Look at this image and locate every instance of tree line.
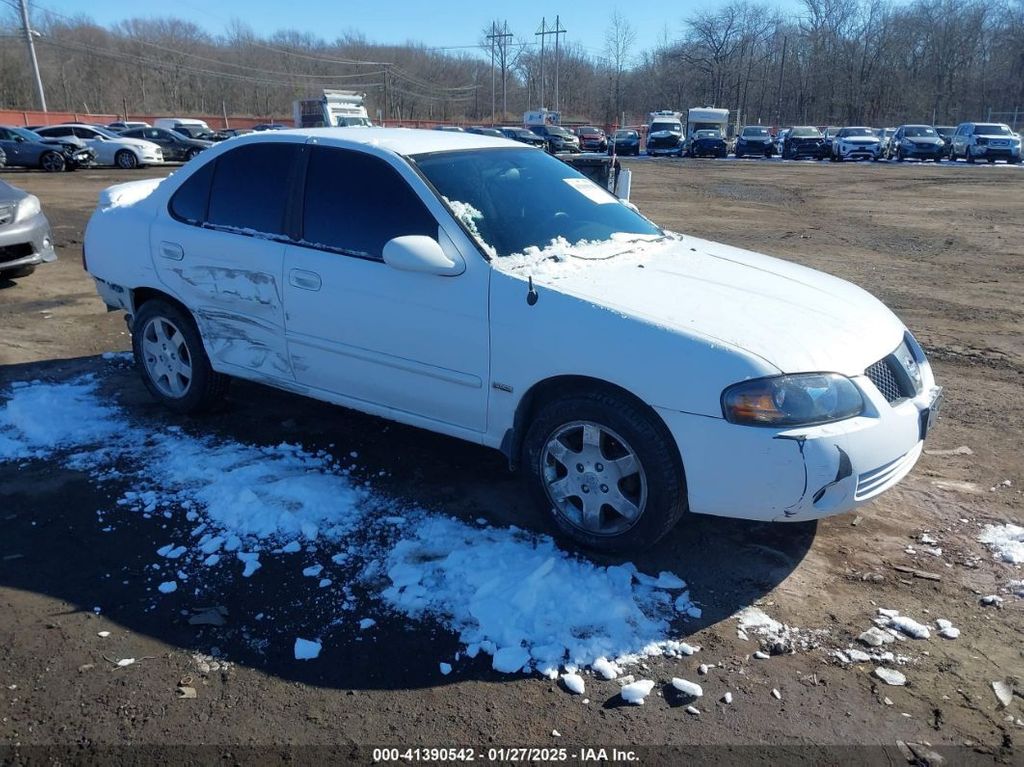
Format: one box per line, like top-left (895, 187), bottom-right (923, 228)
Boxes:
top-left (1, 0), bottom-right (1021, 129)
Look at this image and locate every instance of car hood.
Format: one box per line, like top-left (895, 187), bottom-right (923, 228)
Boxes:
top-left (976, 133), bottom-right (1017, 141)
top-left (649, 130), bottom-right (682, 140)
top-left (907, 137), bottom-right (943, 145)
top-left (495, 234), bottom-right (905, 375)
top-left (839, 136), bottom-right (880, 144)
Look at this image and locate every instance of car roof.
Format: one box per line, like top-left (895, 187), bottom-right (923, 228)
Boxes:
top-left (211, 127), bottom-right (516, 156)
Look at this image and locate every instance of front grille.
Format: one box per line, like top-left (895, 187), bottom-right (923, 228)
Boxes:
top-left (649, 135), bottom-right (680, 148)
top-left (866, 356), bottom-right (913, 403)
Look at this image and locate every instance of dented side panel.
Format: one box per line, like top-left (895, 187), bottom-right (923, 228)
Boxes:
top-left (148, 224), bottom-right (293, 381)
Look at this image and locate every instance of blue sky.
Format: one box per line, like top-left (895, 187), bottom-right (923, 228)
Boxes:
top-left (30, 0), bottom-right (803, 61)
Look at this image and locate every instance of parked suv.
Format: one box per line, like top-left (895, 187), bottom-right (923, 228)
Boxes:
top-left (948, 122), bottom-right (1021, 164)
top-left (575, 126), bottom-right (607, 152)
top-left (527, 124), bottom-right (580, 153)
top-left (733, 125), bottom-right (774, 158)
top-left (782, 126), bottom-right (827, 160)
top-left (830, 127), bottom-right (882, 161)
top-left (887, 125), bottom-right (945, 162)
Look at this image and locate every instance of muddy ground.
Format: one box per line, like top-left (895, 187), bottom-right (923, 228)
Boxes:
top-left (0, 159), bottom-right (1021, 764)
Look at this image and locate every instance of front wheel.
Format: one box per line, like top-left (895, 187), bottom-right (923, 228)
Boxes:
top-left (116, 149), bottom-right (139, 169)
top-left (132, 299), bottom-right (229, 414)
top-left (40, 151), bottom-right (65, 172)
top-left (185, 147), bottom-right (202, 161)
top-left (522, 390), bottom-right (687, 553)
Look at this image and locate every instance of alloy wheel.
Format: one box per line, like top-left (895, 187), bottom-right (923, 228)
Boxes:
top-left (140, 316), bottom-right (193, 398)
top-left (541, 421), bottom-right (648, 536)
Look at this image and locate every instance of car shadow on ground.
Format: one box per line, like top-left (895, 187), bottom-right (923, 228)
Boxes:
top-left (0, 355), bottom-right (815, 692)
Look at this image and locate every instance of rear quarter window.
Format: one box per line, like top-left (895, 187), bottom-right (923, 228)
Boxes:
top-left (169, 160), bottom-right (216, 225)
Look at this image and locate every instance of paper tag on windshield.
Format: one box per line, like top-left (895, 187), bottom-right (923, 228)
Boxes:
top-left (563, 177), bottom-right (616, 204)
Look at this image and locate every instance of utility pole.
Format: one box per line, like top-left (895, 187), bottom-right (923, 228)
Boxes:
top-left (18, 0), bottom-right (46, 112)
top-left (382, 65), bottom-right (391, 124)
top-left (552, 16), bottom-right (566, 113)
top-left (488, 21), bottom-right (496, 124)
top-left (487, 21), bottom-right (513, 121)
top-left (536, 17), bottom-right (547, 109)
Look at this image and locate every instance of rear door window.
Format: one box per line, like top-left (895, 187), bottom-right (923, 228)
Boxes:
top-left (206, 143), bottom-right (300, 236)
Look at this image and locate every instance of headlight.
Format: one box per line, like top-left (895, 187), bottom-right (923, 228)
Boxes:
top-left (721, 373), bottom-right (865, 427)
top-left (15, 194), bottom-right (41, 223)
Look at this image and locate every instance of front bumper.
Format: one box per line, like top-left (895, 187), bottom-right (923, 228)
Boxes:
top-left (0, 212), bottom-right (57, 272)
top-left (656, 357), bottom-right (940, 522)
top-left (972, 144), bottom-right (1021, 159)
top-left (837, 144), bottom-right (881, 160)
top-left (901, 143), bottom-right (945, 159)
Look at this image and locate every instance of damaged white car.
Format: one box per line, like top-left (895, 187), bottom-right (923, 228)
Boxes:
top-left (84, 129), bottom-right (942, 552)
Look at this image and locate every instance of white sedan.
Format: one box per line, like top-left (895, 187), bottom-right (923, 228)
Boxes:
top-left (83, 128), bottom-right (941, 551)
top-left (36, 123), bottom-right (163, 169)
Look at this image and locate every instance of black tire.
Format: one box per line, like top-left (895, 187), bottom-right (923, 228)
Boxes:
top-left (185, 147), bottom-right (202, 161)
top-left (522, 389), bottom-right (687, 553)
top-left (896, 148), bottom-right (904, 162)
top-left (966, 149), bottom-right (975, 164)
top-left (116, 149), bottom-right (139, 169)
top-left (734, 151), bottom-right (743, 159)
top-left (131, 298), bottom-right (229, 414)
top-left (4, 264), bottom-right (36, 279)
top-left (40, 151), bottom-right (65, 172)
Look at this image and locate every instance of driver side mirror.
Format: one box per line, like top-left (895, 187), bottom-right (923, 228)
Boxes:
top-left (383, 235), bottom-right (465, 276)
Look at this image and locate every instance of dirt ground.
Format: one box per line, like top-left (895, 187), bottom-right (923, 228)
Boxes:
top-left (0, 158), bottom-right (1022, 764)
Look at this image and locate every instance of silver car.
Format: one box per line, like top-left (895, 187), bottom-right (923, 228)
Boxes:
top-left (0, 180), bottom-right (56, 279)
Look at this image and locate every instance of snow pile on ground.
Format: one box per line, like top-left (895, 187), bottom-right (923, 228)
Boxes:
top-left (494, 233), bottom-right (677, 281)
top-left (0, 377), bottom-right (124, 460)
top-left (978, 523), bottom-right (1024, 564)
top-left (735, 606), bottom-right (828, 653)
top-left (1, 374), bottom-right (700, 677)
top-left (380, 514), bottom-right (696, 676)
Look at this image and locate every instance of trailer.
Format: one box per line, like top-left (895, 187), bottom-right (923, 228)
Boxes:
top-left (293, 90), bottom-right (372, 129)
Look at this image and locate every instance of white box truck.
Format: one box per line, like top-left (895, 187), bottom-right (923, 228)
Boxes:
top-left (293, 90), bottom-right (372, 128)
top-left (685, 107), bottom-right (730, 148)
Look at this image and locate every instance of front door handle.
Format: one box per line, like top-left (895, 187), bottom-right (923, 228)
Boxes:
top-left (289, 268), bottom-right (322, 291)
top-left (159, 241), bottom-right (184, 260)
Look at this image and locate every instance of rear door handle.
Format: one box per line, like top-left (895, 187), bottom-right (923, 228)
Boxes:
top-left (289, 268), bottom-right (322, 291)
top-left (159, 241), bottom-right (184, 261)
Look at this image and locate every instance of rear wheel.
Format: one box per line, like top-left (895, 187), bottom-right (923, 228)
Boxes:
top-left (40, 151), bottom-right (65, 172)
top-left (523, 389), bottom-right (687, 553)
top-left (966, 148), bottom-right (976, 164)
top-left (185, 147), bottom-right (202, 161)
top-left (132, 299), bottom-right (229, 414)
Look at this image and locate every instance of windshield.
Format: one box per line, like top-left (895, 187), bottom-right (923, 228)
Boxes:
top-left (695, 130), bottom-right (721, 138)
top-left (790, 127), bottom-right (821, 138)
top-left (741, 127), bottom-right (769, 137)
top-left (614, 130), bottom-right (637, 139)
top-left (838, 127), bottom-right (875, 137)
top-left (974, 124), bottom-right (1012, 136)
top-left (413, 147), bottom-right (661, 258)
top-left (935, 127), bottom-right (955, 137)
top-left (651, 121), bottom-right (682, 134)
top-left (904, 126), bottom-right (937, 137)
top-left (337, 116), bottom-right (371, 127)
top-left (578, 127), bottom-right (600, 135)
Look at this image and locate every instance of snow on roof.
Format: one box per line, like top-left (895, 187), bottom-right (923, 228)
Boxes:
top-left (250, 126), bottom-right (519, 156)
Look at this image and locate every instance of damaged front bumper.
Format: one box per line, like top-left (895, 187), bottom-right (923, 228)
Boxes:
top-left (656, 369), bottom-right (941, 522)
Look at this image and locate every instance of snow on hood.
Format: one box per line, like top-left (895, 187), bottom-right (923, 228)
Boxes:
top-left (98, 177), bottom-right (163, 211)
top-left (493, 233), bottom-right (905, 374)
